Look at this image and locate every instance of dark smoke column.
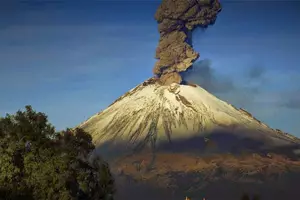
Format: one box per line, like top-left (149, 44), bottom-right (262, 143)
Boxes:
top-left (154, 0), bottom-right (221, 85)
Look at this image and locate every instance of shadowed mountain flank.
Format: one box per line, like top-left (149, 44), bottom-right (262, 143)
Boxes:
top-left (93, 128), bottom-right (300, 162)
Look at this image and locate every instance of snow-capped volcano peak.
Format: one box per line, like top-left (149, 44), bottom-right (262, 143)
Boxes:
top-left (78, 78), bottom-right (299, 154)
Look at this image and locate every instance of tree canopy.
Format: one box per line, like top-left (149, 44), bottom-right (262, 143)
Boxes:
top-left (0, 105), bottom-right (115, 200)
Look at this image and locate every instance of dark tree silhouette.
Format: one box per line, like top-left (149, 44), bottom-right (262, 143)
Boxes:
top-left (0, 105), bottom-right (115, 200)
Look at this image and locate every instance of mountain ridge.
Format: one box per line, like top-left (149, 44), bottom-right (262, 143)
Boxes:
top-left (78, 78), bottom-right (300, 157)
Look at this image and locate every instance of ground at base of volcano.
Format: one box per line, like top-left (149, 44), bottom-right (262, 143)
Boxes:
top-left (111, 152), bottom-right (300, 200)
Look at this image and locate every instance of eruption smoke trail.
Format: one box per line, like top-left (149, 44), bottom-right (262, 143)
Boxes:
top-left (153, 0), bottom-right (221, 85)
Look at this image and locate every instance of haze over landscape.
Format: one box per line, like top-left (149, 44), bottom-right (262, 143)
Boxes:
top-left (0, 0), bottom-right (300, 137)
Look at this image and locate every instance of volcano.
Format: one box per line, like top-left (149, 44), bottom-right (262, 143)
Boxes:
top-left (78, 79), bottom-right (300, 200)
top-left (78, 0), bottom-right (300, 199)
top-left (79, 78), bottom-right (299, 156)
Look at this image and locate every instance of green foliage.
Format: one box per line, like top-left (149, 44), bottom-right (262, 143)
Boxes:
top-left (0, 105), bottom-right (115, 200)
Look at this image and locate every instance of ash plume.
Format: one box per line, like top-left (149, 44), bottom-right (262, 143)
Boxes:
top-left (181, 59), bottom-right (235, 93)
top-left (153, 0), bottom-right (221, 85)
top-left (181, 60), bottom-right (269, 108)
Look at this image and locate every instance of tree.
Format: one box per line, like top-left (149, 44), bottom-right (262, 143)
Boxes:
top-left (0, 105), bottom-right (115, 200)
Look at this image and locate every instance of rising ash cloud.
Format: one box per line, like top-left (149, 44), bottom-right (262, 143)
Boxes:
top-left (181, 59), bottom-right (300, 110)
top-left (280, 90), bottom-right (300, 109)
top-left (181, 59), bottom-right (235, 94)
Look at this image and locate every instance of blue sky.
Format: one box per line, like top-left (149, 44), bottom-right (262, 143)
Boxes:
top-left (0, 0), bottom-right (299, 137)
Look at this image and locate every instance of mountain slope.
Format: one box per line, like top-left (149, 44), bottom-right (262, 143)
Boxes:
top-left (78, 78), bottom-right (300, 200)
top-left (78, 78), bottom-right (299, 157)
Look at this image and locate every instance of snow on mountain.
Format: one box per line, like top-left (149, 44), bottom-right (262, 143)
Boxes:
top-left (78, 78), bottom-right (300, 154)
